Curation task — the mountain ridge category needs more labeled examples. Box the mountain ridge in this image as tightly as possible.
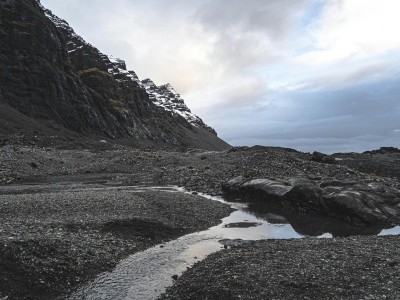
[0,0,230,150]
[39,0,219,137]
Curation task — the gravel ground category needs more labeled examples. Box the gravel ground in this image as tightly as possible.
[334,152,400,179]
[0,183,231,299]
[1,139,399,299]
[161,236,400,300]
[1,143,398,195]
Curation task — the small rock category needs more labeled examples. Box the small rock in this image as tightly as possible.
[29,162,38,168]
[172,274,178,280]
[311,151,335,164]
[387,260,397,267]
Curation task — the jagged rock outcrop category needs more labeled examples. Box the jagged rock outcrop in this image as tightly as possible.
[0,0,230,150]
[142,79,217,135]
[223,176,400,226]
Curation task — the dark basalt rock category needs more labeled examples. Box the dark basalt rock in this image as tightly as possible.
[221,176,290,202]
[223,177,400,226]
[311,151,336,164]
[246,200,388,237]
[0,0,230,151]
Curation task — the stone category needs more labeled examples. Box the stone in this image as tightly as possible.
[223,176,400,226]
[29,162,38,169]
[311,151,335,164]
[242,179,291,198]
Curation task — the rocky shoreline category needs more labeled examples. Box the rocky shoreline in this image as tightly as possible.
[1,138,400,299]
[0,182,232,299]
[222,175,400,226]
[161,236,400,300]
[2,1,399,299]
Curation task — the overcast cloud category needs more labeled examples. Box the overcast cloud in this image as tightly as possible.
[41,0,400,153]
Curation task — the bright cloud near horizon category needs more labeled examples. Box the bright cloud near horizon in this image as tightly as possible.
[41,0,400,153]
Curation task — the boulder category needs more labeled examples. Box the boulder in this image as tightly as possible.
[242,179,291,198]
[223,177,400,226]
[311,151,335,164]
[222,177,290,202]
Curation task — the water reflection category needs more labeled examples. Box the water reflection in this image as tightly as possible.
[243,198,393,238]
[67,186,400,300]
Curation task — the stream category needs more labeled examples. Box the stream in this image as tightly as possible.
[67,186,400,300]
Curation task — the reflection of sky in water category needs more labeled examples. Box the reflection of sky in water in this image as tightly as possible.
[129,187,400,239]
[198,192,327,240]
[209,209,304,240]
[379,226,400,236]
[71,186,400,300]
[198,191,399,239]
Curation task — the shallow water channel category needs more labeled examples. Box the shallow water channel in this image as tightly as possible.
[67,186,400,300]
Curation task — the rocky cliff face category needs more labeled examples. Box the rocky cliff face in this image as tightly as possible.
[0,0,230,150]
[142,79,217,135]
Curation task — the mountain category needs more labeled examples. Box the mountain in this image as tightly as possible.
[141,79,217,135]
[0,0,230,150]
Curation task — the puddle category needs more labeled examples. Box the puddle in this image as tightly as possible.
[66,186,400,300]
[379,226,400,235]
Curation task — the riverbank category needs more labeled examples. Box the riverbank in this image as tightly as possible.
[1,139,399,299]
[161,236,400,300]
[0,183,231,299]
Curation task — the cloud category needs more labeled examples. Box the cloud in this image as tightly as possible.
[296,0,400,65]
[297,59,400,92]
[40,0,400,152]
[194,0,307,38]
[192,0,308,72]
[219,75,400,152]
[41,0,308,91]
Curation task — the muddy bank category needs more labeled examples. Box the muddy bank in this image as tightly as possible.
[0,183,232,299]
[161,236,400,300]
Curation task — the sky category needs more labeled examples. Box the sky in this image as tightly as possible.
[41,0,400,153]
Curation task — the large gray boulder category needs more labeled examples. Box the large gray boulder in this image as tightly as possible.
[223,177,400,226]
[222,177,291,203]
